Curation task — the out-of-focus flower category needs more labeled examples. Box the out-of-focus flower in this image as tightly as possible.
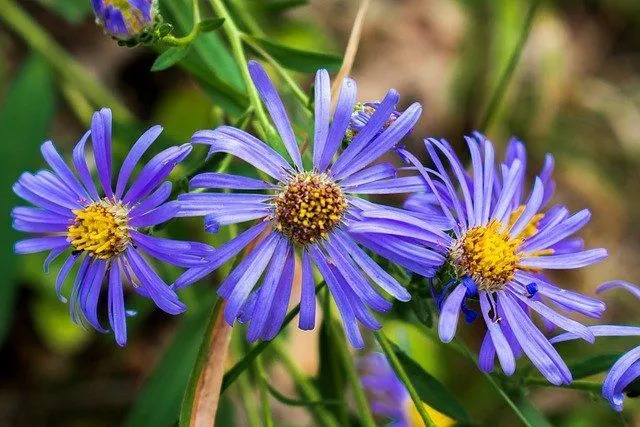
[359,353,454,426]
[176,60,432,348]
[551,281,640,411]
[92,0,158,40]
[347,102,402,141]
[349,134,608,384]
[12,108,212,346]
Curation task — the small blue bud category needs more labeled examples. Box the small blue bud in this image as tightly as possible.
[92,0,158,40]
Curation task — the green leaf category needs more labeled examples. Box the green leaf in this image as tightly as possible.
[245,35,342,73]
[568,353,624,380]
[0,54,56,345]
[197,17,225,33]
[38,0,93,23]
[124,293,217,427]
[388,341,470,423]
[254,0,309,12]
[152,46,192,72]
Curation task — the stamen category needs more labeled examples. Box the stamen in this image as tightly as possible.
[274,172,347,245]
[67,200,130,259]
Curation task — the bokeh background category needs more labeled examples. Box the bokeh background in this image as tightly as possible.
[1,0,640,425]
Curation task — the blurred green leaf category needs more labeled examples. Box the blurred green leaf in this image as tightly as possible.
[124,293,217,427]
[198,17,225,33]
[260,0,309,12]
[152,46,192,72]
[388,340,470,423]
[0,54,56,345]
[38,0,93,23]
[516,396,553,427]
[245,35,342,73]
[568,353,624,380]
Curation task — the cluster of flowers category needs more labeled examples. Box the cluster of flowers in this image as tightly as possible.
[13,59,640,417]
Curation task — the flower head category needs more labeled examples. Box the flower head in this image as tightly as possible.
[350,134,608,384]
[359,353,453,427]
[92,0,157,40]
[12,108,212,346]
[348,102,401,141]
[177,61,428,348]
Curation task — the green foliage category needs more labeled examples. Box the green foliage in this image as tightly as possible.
[245,35,342,73]
[152,46,192,72]
[0,54,56,345]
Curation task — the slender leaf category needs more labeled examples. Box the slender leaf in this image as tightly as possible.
[198,17,226,33]
[152,46,192,72]
[0,54,56,345]
[38,0,93,23]
[387,340,470,423]
[245,35,342,73]
[568,353,624,380]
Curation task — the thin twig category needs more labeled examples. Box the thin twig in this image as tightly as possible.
[330,0,371,106]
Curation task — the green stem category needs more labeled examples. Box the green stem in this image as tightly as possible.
[229,0,265,37]
[209,0,272,137]
[0,0,134,123]
[479,0,541,131]
[525,377,602,393]
[272,341,339,427]
[240,33,310,110]
[329,320,376,427]
[255,356,274,427]
[162,0,202,46]
[237,374,262,427]
[374,331,436,427]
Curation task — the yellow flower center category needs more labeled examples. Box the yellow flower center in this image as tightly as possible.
[68,200,130,259]
[274,172,347,245]
[450,208,546,292]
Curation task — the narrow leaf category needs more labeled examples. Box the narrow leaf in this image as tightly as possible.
[197,17,225,33]
[387,340,470,423]
[568,353,624,380]
[245,35,342,73]
[152,46,192,72]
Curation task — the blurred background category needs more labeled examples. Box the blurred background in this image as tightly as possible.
[1,0,640,425]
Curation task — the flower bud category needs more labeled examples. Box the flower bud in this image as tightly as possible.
[92,0,158,40]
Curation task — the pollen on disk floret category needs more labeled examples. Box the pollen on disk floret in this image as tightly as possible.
[274,172,347,245]
[67,200,131,259]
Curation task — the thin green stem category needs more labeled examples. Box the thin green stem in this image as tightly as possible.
[479,0,541,131]
[229,0,265,37]
[237,374,262,427]
[255,356,274,427]
[525,377,602,393]
[272,341,339,427]
[209,0,272,138]
[329,320,376,427]
[240,33,310,110]
[0,0,134,123]
[374,331,436,427]
[162,0,202,46]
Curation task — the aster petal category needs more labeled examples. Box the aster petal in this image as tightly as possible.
[312,69,331,168]
[130,230,214,268]
[339,163,397,188]
[189,172,278,190]
[261,248,295,340]
[438,283,467,342]
[15,173,80,211]
[465,136,483,227]
[69,256,91,325]
[246,239,291,342]
[192,127,292,182]
[509,177,544,236]
[115,125,163,198]
[129,201,179,227]
[299,250,316,330]
[13,219,69,233]
[309,244,364,348]
[478,332,496,373]
[540,154,555,206]
[41,141,88,201]
[491,160,523,223]
[15,236,69,254]
[480,137,495,224]
[125,247,186,315]
[173,221,270,290]
[223,232,281,325]
[596,281,640,298]
[357,209,452,243]
[345,176,429,194]
[13,181,72,216]
[332,89,400,174]
[520,248,607,269]
[603,346,640,411]
[203,207,271,231]
[317,77,357,172]
[479,292,515,375]
[43,245,68,274]
[521,209,590,253]
[348,218,449,248]
[550,325,640,344]
[123,144,192,204]
[91,108,113,198]
[248,61,302,170]
[55,253,80,303]
[333,266,381,330]
[72,130,100,201]
[80,258,108,333]
[334,103,422,180]
[333,231,410,301]
[128,181,172,218]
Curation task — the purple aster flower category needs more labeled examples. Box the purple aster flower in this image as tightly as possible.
[92,0,157,40]
[12,107,212,346]
[176,60,431,348]
[349,133,608,384]
[359,353,453,426]
[551,281,640,411]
